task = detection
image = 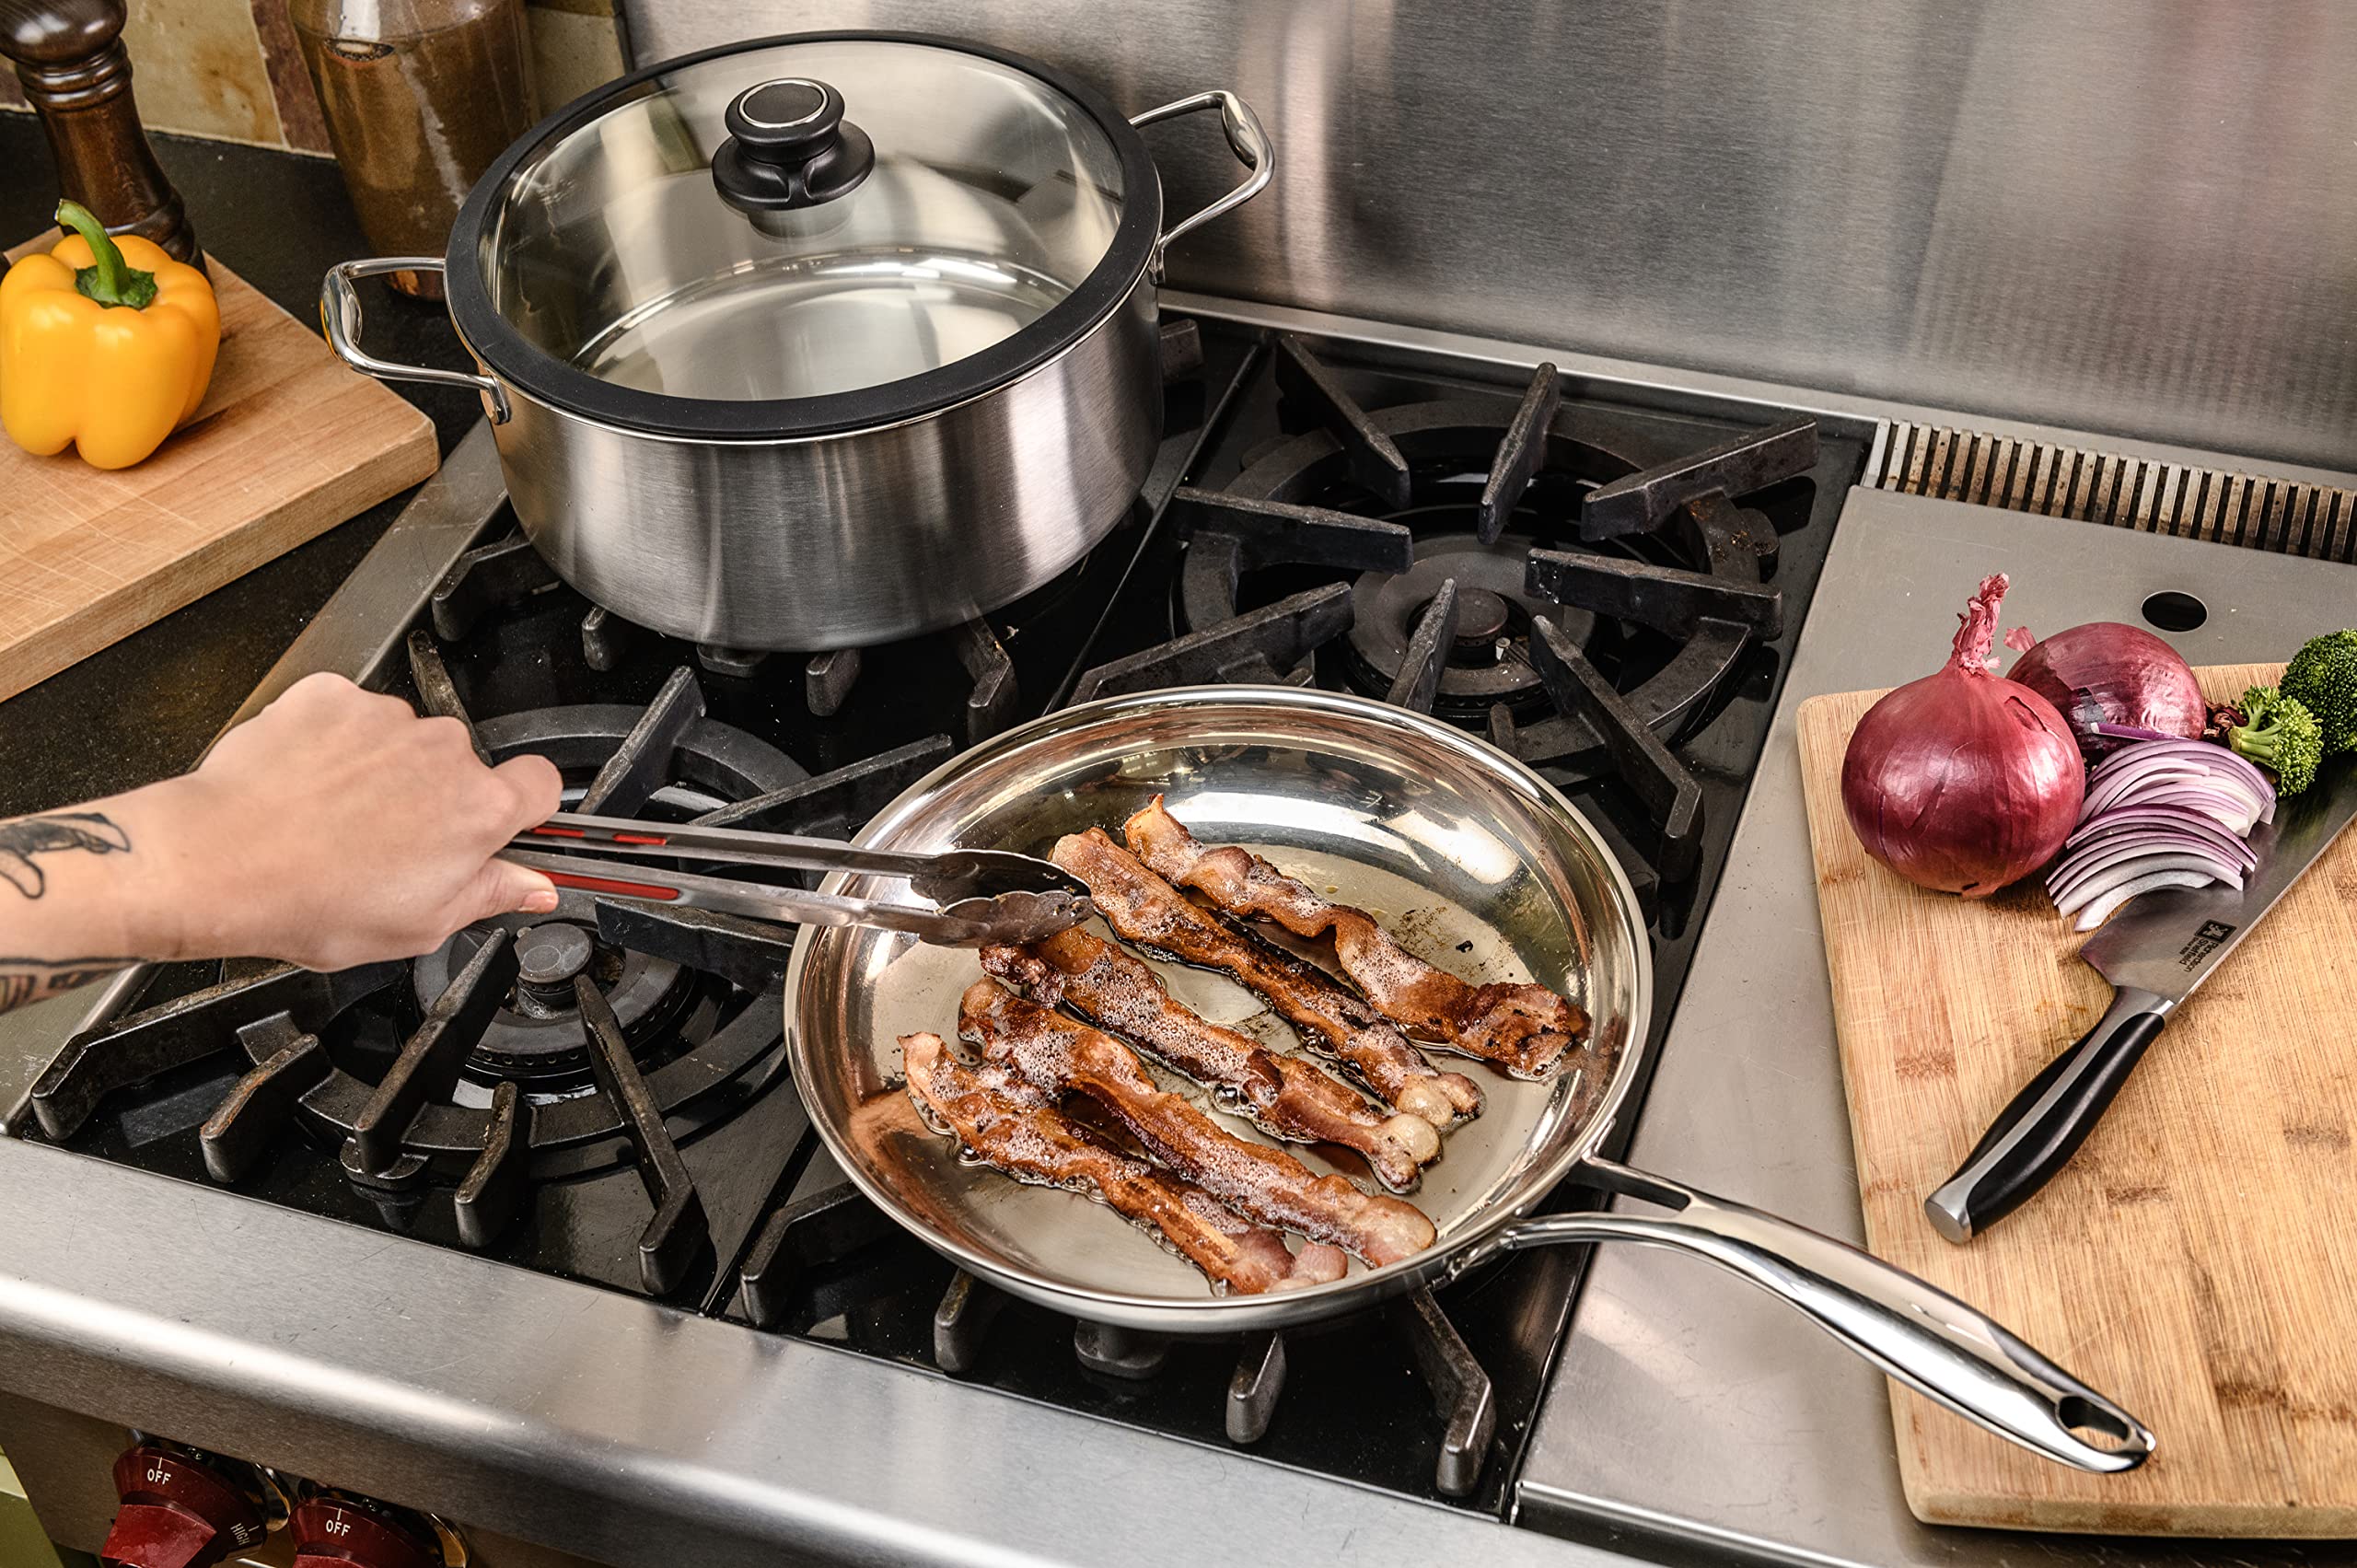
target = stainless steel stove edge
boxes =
[1513,487,2357,1568]
[0,1137,1613,1568]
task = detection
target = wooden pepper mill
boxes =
[0,0,198,263]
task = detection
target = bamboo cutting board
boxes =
[1797,662,2357,1537]
[0,238,436,702]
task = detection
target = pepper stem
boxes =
[1946,571,2010,675]
[55,199,157,309]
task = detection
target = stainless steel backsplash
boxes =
[621,0,2357,471]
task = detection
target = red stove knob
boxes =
[290,1496,445,1568]
[99,1445,267,1568]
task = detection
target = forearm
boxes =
[0,674,559,1016]
[0,780,198,1013]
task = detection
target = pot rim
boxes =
[443,29,1163,443]
[454,265,1157,449]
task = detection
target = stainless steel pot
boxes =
[320,34,1270,651]
[782,686,2159,1474]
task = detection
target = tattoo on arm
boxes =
[0,812,131,899]
[0,957,132,1013]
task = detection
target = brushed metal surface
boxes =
[624,0,2357,473]
[0,1140,1618,1568]
[1517,489,2357,1566]
[478,273,1161,648]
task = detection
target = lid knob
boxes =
[713,77,873,216]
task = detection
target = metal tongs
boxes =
[502,812,1093,948]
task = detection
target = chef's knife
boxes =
[1925,757,2357,1243]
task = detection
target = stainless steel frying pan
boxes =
[781,686,2155,1474]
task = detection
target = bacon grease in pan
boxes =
[981,928,1440,1192]
[1050,829,1483,1130]
[1124,797,1587,1078]
[900,1032,1346,1295]
[959,980,1438,1266]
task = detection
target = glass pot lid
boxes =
[447,34,1159,436]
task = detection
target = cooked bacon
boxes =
[959,980,1437,1266]
[1125,797,1586,1078]
[981,929,1441,1191]
[1051,829,1483,1129]
[899,1033,1345,1295]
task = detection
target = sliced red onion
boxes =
[2086,737,2275,817]
[2050,730,2271,927]
[2048,836,2246,904]
[2062,806,2258,866]
[2120,784,2258,835]
[2078,762,2210,821]
[2073,868,2220,931]
[2052,853,2241,914]
[2045,825,2256,889]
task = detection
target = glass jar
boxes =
[287,0,538,298]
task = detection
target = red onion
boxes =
[2005,621,2205,758]
[1840,574,2085,898]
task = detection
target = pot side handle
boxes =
[1129,91,1271,277]
[321,258,511,424]
[1459,1157,2156,1475]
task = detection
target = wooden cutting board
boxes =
[1797,662,2357,1537]
[0,237,436,702]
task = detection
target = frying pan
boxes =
[782,686,2154,1473]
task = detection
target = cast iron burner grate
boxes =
[19,660,948,1297]
[734,1177,1500,1496]
[1070,335,1817,881]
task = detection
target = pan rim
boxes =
[781,683,1655,1330]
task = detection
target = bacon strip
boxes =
[981,929,1441,1192]
[1051,829,1483,1129]
[1125,797,1586,1079]
[959,980,1437,1266]
[900,1033,1345,1295]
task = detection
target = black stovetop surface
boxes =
[12,317,1868,1517]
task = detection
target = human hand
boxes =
[135,673,563,970]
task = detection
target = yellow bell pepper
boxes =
[0,200,220,470]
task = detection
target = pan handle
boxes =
[1129,91,1271,278]
[1457,1157,2154,1474]
[321,258,510,424]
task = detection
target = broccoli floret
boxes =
[2282,628,2357,755]
[2229,685,2324,795]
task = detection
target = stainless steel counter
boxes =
[1515,485,2357,1567]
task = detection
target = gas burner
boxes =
[1076,336,1817,880]
[413,914,688,1097]
[1344,532,1590,717]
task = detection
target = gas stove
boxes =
[2,314,1869,1540]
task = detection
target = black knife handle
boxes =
[1923,987,2173,1243]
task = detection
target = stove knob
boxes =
[99,1445,267,1568]
[289,1496,446,1568]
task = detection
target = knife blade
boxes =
[1924,755,2357,1242]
